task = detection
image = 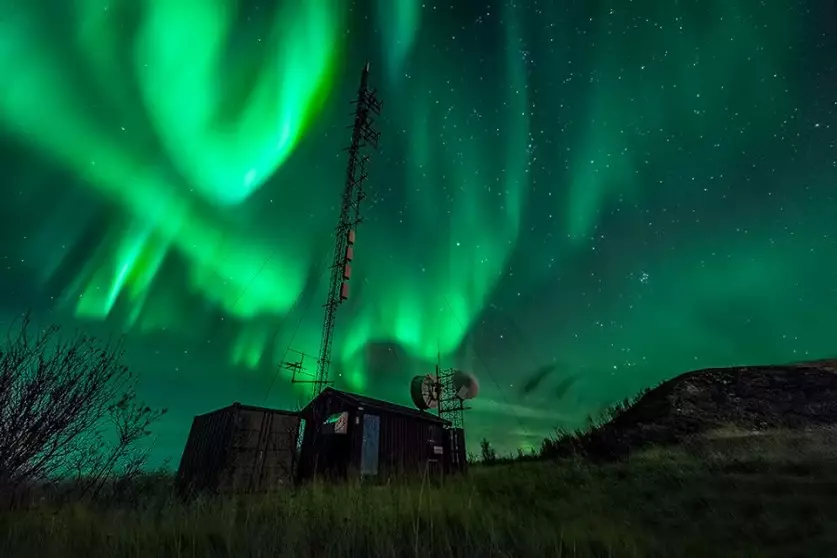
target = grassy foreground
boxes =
[3,429,837,557]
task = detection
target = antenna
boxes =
[435,367,469,430]
[408,361,477,476]
[313,63,383,399]
[451,370,480,400]
[407,362,479,430]
[410,374,441,410]
[282,349,316,385]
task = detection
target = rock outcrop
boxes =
[555,359,837,459]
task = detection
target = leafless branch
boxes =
[0,312,166,506]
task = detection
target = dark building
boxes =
[175,403,301,495]
[296,387,460,482]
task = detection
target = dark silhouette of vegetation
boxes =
[0,313,166,507]
[479,437,497,463]
[540,387,653,460]
[3,333,836,556]
[4,429,837,557]
[473,440,537,467]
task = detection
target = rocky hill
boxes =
[550,359,837,459]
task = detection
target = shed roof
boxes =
[304,387,450,425]
[197,402,301,418]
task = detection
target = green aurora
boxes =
[1,0,835,462]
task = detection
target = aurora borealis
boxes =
[1,0,835,463]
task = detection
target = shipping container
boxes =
[176,403,301,496]
[297,388,451,482]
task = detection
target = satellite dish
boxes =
[410,374,440,410]
[452,370,480,400]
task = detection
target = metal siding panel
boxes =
[175,416,202,493]
[199,413,216,489]
[216,408,238,493]
[366,412,444,479]
[298,418,316,480]
[377,413,390,477]
[225,408,300,493]
[300,393,355,481]
[177,408,236,495]
[178,405,301,496]
[403,416,412,475]
[254,410,271,491]
[228,408,255,493]
[258,412,299,491]
[348,408,363,478]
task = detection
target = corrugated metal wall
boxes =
[297,394,357,481]
[297,392,453,483]
[176,405,300,495]
[222,408,300,493]
[175,409,236,494]
[366,411,445,479]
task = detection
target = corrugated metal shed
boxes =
[176,403,301,496]
[296,388,451,482]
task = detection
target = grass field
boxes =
[3,428,837,557]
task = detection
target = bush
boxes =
[0,313,166,507]
[479,438,497,463]
[539,388,651,461]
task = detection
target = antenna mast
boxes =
[314,63,383,398]
[436,367,467,431]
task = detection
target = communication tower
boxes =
[409,357,479,427]
[436,368,466,430]
[409,355,479,475]
[312,63,382,399]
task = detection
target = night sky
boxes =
[1,0,836,465]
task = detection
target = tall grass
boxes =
[4,429,837,557]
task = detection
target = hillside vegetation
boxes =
[4,343,837,556]
[3,426,837,557]
[541,359,837,460]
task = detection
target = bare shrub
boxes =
[0,312,166,506]
[479,438,497,463]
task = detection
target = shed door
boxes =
[360,414,380,476]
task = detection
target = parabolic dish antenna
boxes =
[410,374,440,410]
[452,370,480,400]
